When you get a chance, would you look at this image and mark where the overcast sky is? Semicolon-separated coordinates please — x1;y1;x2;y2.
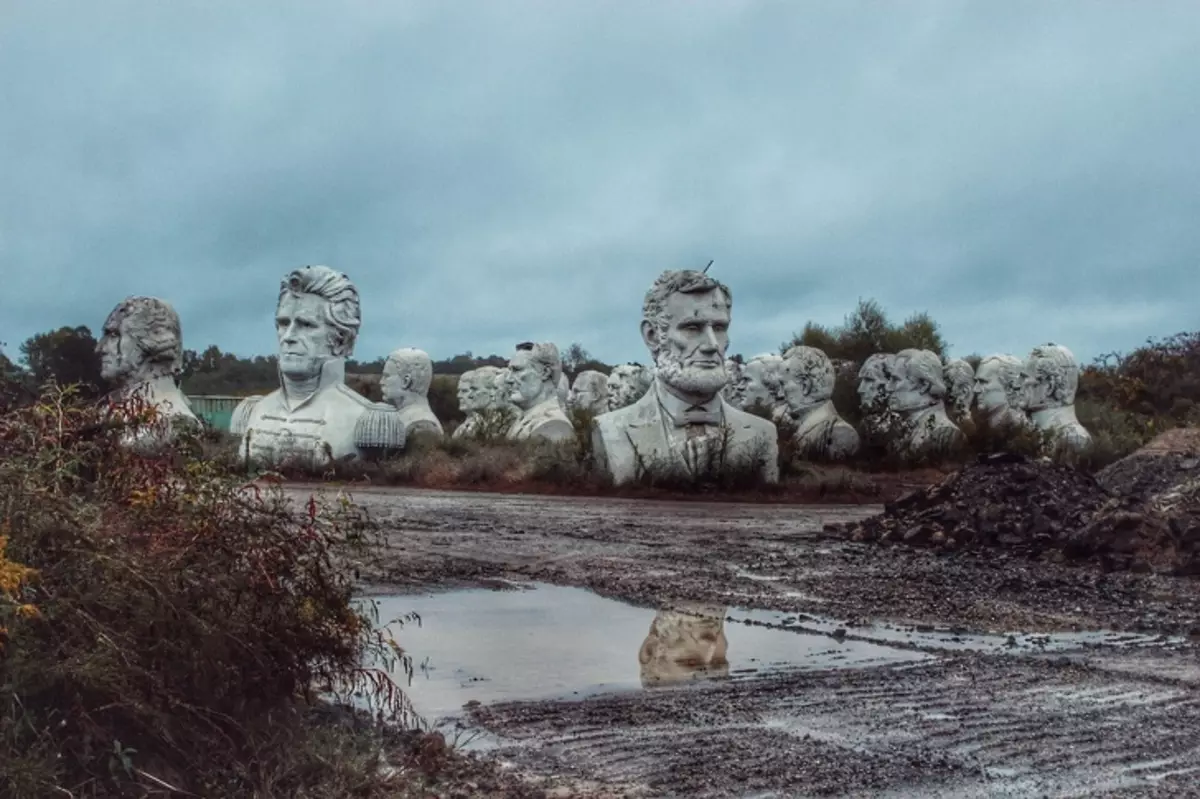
2;1;1197;368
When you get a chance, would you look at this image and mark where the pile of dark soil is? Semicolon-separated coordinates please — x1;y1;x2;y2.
826;452;1110;558
1075;429;1200;575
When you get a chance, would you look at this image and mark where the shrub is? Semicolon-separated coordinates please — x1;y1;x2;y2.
0;385;407;797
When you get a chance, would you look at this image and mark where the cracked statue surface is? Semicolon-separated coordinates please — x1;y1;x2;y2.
591;269;778;485
97;295;199;445
1025;343;1092;452
503;341;574;443
232;265;404;467
886;348;966;455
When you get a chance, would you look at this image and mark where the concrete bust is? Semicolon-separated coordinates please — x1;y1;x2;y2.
591;269;778;486
606;363;652;411
973;354;1031;430
887;348;965;455
943;358;975;421
1025;343;1091;451
453;366;505;439
780;345;860;460
569;370;609;415
503;341;573;442
638;603;729;688
232;265;403;466
737;353;785;419
97;296;199;442
381;347;444;439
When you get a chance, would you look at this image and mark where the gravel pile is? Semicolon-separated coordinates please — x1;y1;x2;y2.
828;452;1110;557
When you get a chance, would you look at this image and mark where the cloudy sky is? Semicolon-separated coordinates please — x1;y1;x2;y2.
2;1;1197;367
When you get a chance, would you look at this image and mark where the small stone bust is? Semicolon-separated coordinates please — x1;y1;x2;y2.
452;368;492;439
943;358;975;421
503;341;573;442
780;345;860;460
569;370;609;415
736;353;785;419
1025;343;1091;451
857;353;895;415
380;347;444;438
638;603;729;688
886;348;965;455
96;296;199;443
973;354;1031;430
605;363;652;411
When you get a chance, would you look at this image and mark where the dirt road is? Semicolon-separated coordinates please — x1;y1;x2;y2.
311;486;1200;797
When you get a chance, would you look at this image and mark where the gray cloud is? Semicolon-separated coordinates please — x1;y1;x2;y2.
2;0;1197;369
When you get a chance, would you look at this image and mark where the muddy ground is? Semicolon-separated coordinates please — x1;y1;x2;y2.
304;486;1200;797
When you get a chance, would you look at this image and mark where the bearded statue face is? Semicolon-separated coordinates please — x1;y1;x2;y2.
643;288;730;399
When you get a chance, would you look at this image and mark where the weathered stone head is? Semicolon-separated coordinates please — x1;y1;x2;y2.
97;296;184;387
275;265;360;381
569;370;609;415
606;363;652;410
641;270;731;400
381;347;433;408
888;349;947;413
638;604;729;689
504;341;562;412
479;365;511;411
779;345;836;412
974;354;1028;418
857;353;895;413
1025;343;1079;412
943;358;975;419
737;353;784;416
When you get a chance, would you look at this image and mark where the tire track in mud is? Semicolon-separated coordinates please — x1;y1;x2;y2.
473;656;1200;797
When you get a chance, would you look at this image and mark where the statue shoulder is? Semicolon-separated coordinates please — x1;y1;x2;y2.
725;403;777;436
354;402;407;450
334;382;378;409
231;394;267;436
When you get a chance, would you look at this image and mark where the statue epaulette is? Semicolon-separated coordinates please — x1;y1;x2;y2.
355;403;407;450
230;395;264;437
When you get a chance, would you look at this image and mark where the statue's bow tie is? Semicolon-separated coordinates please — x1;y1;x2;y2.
675;406;721;427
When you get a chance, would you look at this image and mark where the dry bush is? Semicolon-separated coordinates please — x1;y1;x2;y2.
0;385;409;797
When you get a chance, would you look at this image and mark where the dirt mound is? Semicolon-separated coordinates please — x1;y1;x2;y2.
828;452;1111;557
1095;427;1200;499
1070;474;1200;576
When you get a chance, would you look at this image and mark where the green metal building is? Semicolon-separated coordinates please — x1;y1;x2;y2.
186;395;243;432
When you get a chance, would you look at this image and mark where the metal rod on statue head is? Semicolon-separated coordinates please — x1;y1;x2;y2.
703;259;714;274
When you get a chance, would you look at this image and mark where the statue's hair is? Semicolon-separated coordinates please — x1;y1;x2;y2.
385;347;434;395
513;341;563;385
858;352;894;380
943;358;975;407
642;270;732;346
103;296;184;377
894;348;947;399
277;265;360;357
782;345;836;402
572;370;608;393
609;362;652;391
1026;343;1080;405
979;353;1028;406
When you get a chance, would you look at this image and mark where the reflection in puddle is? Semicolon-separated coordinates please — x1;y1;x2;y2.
366;584;929;725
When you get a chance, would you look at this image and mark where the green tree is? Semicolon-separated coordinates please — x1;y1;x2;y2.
784;298;948;364
19;326;103;394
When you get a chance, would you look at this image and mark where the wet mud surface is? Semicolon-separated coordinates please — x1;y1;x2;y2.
304;486;1200;797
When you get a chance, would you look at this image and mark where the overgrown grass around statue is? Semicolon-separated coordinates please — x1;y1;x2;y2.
0;385;414;797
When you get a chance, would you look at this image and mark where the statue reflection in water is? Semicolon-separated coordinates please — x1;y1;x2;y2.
638;603;730;688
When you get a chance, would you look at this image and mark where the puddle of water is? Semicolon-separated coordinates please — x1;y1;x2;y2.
365;584;929;724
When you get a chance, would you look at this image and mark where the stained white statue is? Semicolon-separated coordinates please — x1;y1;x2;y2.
886;348;965;454
973;354;1031;429
569;370;609;415
557;371;570;410
96;296;199;443
591;269;779;485
779;345;860;459
722;358;744;406
943;358;975;420
452;368;492;439
503;341;574;442
232;265;404;466
606;363;653;411
638;603;729;688
737;353;785;418
857;353;895;414
1025;343;1092;451
380;347;444;438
